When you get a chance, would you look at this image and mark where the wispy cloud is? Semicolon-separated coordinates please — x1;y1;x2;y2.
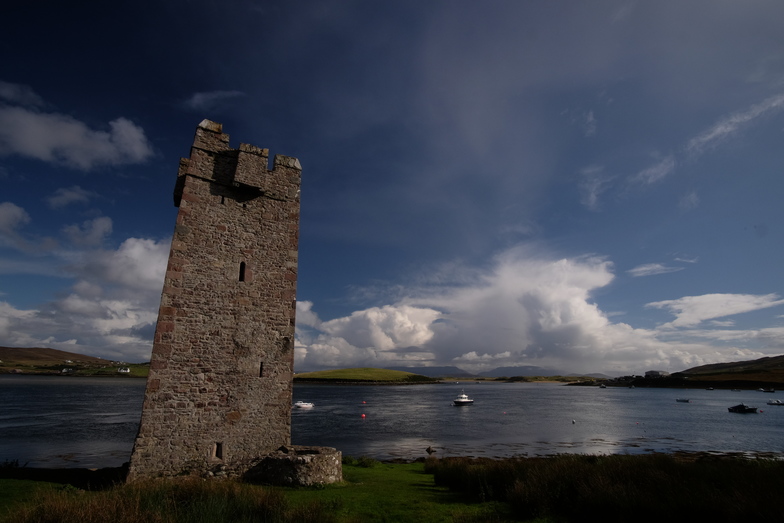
630;155;676;185
686;92;784;155
579;165;613;211
678;191;700;211
46;186;95;209
62;216;113;246
647;293;784;329
583;110;597;137
182;90;245;111
674;255;698;264
627;263;684;277
624;93;784;193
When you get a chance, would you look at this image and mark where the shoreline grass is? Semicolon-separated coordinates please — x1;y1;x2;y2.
3;454;783;522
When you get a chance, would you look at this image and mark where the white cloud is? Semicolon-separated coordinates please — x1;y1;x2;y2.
182;90;245;111
296;300;322;328
47;186;95;209
321;305;441;351
0;98;153;170
647;293;784;329
627;263;684;277
686;92;784;155
71;237;170;296
0;80;44;106
0;201;30;238
0;236;170;361
62;216;113;246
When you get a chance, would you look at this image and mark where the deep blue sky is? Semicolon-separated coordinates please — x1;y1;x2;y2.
1;0;783;375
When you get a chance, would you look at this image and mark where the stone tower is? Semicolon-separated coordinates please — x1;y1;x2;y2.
127;120;301;480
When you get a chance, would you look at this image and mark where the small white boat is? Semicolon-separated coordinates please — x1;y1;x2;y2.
453;390;474;406
767;399;784;406
294;401;314;409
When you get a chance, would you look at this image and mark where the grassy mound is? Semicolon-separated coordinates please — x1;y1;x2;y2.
294;367;435;383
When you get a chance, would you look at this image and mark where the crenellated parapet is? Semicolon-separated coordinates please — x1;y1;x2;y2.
175;119;301;206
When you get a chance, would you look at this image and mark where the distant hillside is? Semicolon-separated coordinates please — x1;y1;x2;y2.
384;366;473;378
0;346;114;365
677;354;784;383
0;346;147;378
294;367;435;383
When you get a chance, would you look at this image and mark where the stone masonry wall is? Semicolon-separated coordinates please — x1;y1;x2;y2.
127;120;301;480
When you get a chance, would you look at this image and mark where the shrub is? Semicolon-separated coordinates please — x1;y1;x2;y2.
427;454;784;522
2;478;338;523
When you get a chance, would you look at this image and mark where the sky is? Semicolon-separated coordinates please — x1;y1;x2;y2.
1;0;783;376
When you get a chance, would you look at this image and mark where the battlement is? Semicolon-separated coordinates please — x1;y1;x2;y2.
175;120;301;206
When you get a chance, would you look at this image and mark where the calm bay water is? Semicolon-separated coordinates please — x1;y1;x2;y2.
2;375;784;468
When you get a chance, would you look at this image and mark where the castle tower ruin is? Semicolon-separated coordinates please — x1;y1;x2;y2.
127;120;302;480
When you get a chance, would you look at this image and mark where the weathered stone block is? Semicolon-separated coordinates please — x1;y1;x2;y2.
244;446;342;486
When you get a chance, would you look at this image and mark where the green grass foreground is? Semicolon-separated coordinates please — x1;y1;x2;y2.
0;461;504;523
2;455;784;522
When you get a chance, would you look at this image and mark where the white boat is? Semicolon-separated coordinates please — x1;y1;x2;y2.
453;390;474;406
767;399;784;406
294;401;314;409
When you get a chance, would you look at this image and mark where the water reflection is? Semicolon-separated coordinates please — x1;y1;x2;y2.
2;376;783;468
292;382;784;460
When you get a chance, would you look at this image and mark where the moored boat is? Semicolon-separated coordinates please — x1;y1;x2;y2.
728;403;757;413
294;401;314;409
676;398;690;403
453;390;474;406
767;399;784;406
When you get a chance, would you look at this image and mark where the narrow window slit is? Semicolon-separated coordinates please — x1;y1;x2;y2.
213;442;224;460
239;262;246;282
259;362;264;377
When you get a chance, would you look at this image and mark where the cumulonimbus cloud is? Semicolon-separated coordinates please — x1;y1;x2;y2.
295;245;784;374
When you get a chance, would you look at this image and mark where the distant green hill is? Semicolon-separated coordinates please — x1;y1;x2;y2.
676;354;784;384
0;346;148;378
294;367;436;383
